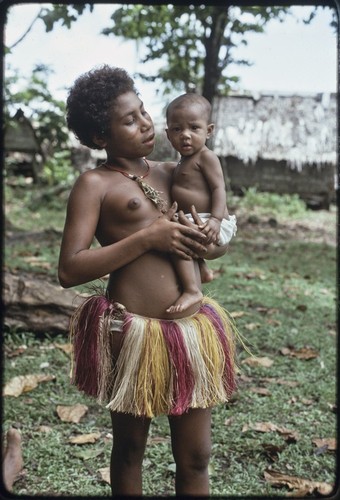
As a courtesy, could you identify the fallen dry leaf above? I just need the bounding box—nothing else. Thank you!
[224,417,234,426]
[256,307,279,315]
[56,404,88,423]
[242,422,299,442]
[72,448,104,461]
[229,311,246,319]
[245,322,261,331]
[280,346,319,360]
[5,345,27,358]
[312,438,336,451]
[68,432,101,445]
[260,377,299,387]
[37,425,53,433]
[249,387,272,396]
[98,467,111,485]
[4,374,55,397]
[264,469,333,496]
[266,318,281,326]
[245,270,267,280]
[242,356,274,368]
[147,436,170,445]
[243,421,278,433]
[54,343,73,355]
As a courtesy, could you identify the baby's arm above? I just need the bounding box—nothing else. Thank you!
[197,149,227,244]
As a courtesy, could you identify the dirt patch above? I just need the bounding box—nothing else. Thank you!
[236,207,336,247]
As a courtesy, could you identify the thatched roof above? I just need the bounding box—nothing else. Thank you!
[212,92,337,171]
[5,109,40,154]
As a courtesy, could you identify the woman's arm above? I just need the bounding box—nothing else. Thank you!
[58,175,207,288]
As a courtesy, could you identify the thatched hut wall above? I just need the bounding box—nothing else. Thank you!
[212,92,337,208]
[212,92,336,171]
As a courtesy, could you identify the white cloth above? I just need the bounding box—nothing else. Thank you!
[185,213,237,246]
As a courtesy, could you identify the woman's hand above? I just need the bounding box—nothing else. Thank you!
[178,205,229,260]
[147,202,208,260]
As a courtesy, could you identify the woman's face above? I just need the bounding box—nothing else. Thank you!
[103,91,155,158]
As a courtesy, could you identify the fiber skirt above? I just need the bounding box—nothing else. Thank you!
[69,295,239,418]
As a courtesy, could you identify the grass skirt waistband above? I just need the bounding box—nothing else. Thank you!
[69,295,239,418]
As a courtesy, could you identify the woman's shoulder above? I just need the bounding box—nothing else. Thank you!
[148,159,177,174]
[69,165,109,199]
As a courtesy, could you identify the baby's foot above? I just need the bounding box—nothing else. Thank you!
[199,262,214,283]
[166,290,203,314]
[3,428,23,491]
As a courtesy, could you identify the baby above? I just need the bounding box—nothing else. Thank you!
[166,93,237,313]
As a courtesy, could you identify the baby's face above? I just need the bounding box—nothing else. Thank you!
[166,103,213,157]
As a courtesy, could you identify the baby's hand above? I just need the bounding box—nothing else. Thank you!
[199,216,221,245]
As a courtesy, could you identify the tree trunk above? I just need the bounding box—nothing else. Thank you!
[202,7,229,107]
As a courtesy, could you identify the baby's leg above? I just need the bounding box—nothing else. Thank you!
[167,257,203,313]
[198,258,214,283]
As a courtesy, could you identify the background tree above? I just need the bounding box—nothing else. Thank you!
[102,5,289,107]
[5,65,68,159]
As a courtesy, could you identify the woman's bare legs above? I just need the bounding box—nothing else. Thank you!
[110,412,151,496]
[169,408,212,496]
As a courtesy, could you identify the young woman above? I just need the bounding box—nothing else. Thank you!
[58,65,238,496]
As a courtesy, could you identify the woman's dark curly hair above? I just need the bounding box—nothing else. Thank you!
[66,65,136,149]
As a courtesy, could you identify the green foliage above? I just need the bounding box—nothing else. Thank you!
[43,151,76,186]
[39,4,93,31]
[4,64,69,159]
[237,187,307,218]
[103,5,290,101]
[5,182,69,233]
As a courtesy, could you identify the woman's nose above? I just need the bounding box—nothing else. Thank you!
[141,114,152,131]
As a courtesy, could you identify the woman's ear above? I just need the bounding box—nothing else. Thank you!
[92,134,107,149]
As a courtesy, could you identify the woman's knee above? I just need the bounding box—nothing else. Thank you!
[174,445,211,473]
[112,435,147,466]
[110,413,150,466]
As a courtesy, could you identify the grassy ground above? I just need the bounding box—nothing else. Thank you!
[3,184,337,497]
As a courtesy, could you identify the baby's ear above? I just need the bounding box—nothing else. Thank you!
[207,123,215,138]
[92,134,107,149]
[165,128,170,141]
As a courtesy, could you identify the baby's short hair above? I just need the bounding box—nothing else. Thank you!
[66,65,136,149]
[166,93,212,123]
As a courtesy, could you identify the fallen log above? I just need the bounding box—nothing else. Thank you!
[3,271,86,334]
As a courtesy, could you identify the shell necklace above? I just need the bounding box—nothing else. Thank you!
[103,158,168,213]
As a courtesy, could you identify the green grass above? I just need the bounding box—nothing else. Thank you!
[3,185,337,497]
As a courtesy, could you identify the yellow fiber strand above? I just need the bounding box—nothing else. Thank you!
[194,315,227,403]
[136,319,171,417]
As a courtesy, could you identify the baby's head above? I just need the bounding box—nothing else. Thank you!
[66,65,136,149]
[166,93,212,125]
